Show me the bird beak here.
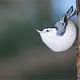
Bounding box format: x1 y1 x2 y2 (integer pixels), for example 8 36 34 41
36 29 41 33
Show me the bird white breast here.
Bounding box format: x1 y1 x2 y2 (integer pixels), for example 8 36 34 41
40 20 76 52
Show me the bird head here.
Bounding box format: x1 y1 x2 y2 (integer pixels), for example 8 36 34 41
36 28 56 35
36 27 58 44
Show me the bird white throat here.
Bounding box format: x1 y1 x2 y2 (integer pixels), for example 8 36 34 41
36 20 76 52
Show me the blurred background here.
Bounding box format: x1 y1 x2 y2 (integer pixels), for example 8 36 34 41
0 0 77 79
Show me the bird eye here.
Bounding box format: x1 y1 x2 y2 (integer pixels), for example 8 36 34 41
46 30 49 32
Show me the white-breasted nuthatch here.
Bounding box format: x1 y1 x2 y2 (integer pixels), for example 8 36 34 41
36 6 77 52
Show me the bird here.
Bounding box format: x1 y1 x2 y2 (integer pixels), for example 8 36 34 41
36 6 77 52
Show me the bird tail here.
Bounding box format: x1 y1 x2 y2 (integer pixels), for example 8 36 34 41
65 6 77 19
